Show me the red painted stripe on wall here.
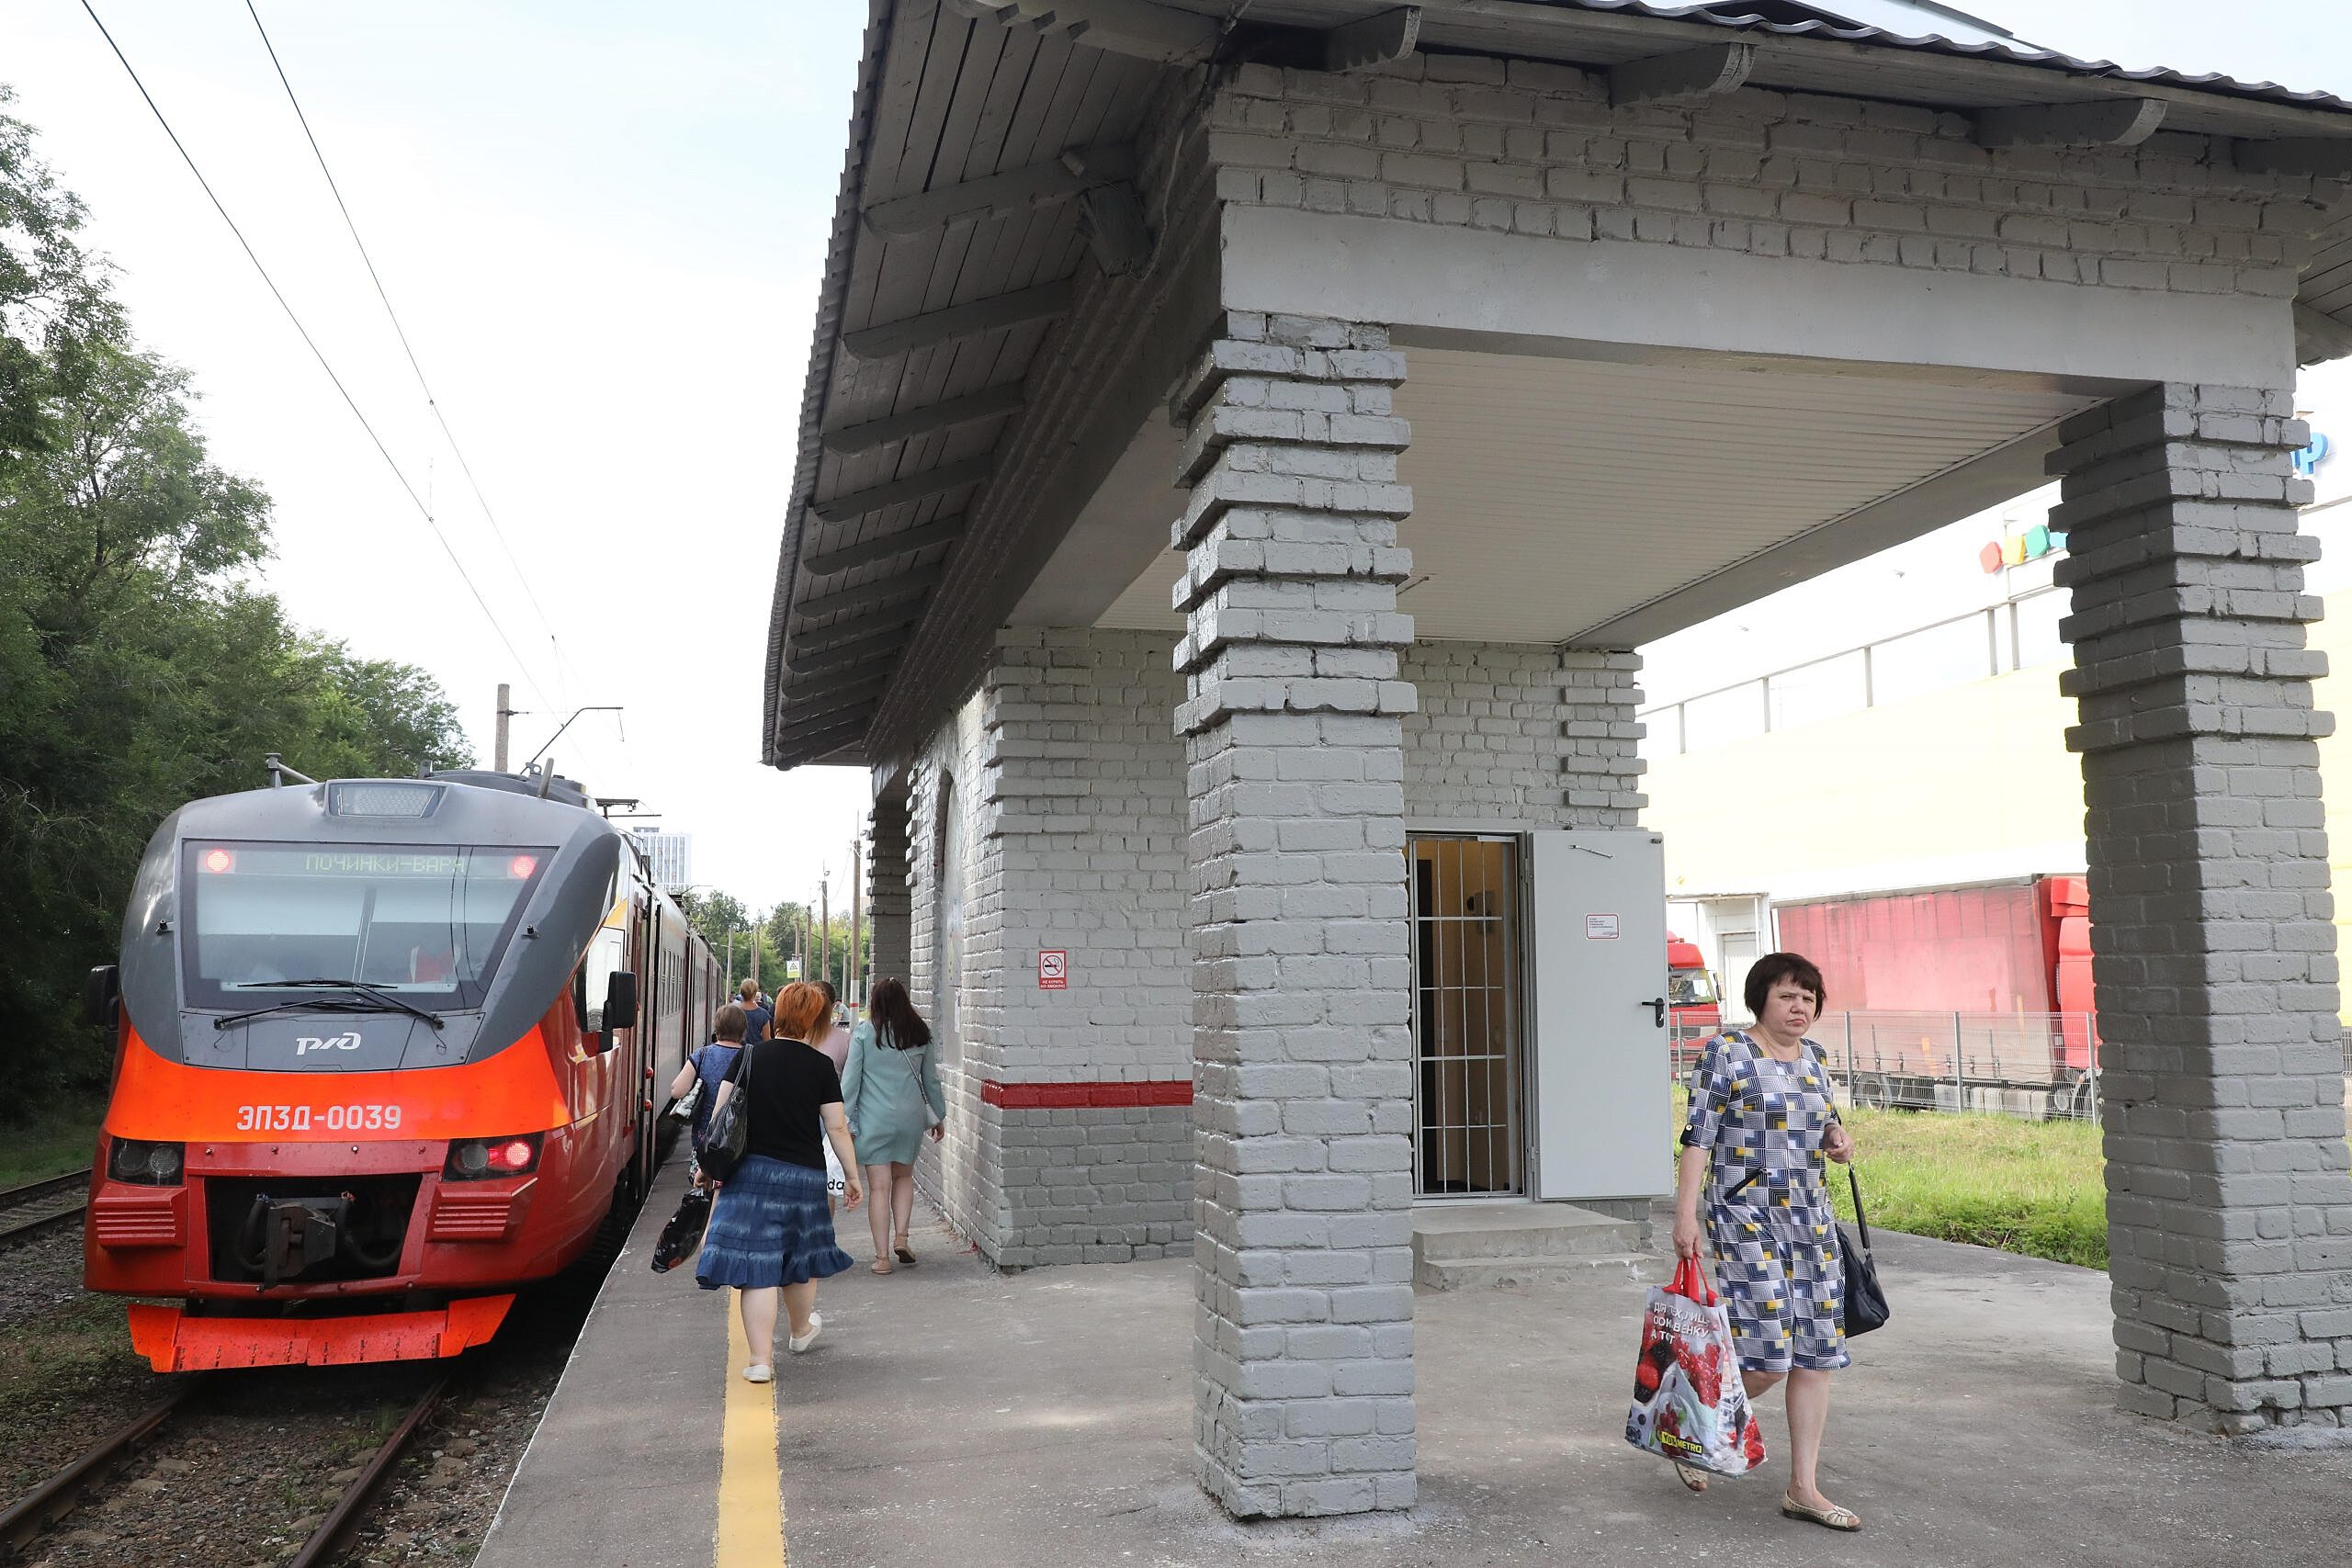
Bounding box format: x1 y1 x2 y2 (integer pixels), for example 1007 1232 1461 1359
979 1079 1193 1110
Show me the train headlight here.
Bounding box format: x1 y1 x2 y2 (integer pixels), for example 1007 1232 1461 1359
107 1138 185 1186
443 1132 543 1180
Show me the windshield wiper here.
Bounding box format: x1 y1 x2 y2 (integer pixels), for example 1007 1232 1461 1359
215 979 445 1031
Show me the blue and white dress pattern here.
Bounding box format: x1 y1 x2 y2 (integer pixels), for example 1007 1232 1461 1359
1680 1031 1850 1373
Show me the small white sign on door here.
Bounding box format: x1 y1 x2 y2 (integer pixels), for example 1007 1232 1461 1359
1585 914 1621 941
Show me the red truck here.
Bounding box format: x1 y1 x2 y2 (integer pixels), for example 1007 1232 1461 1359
1773 874 2098 1077
1667 934 1721 1032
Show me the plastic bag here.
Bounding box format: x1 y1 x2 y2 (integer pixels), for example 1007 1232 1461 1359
1624 1257 1766 1475
650 1187 713 1274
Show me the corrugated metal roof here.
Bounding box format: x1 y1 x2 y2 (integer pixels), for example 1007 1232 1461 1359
1533 0 2352 112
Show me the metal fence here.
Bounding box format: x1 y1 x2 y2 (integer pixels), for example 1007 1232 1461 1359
1671 1010 2104 1123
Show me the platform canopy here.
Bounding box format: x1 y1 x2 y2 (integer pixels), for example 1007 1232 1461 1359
763 0 2352 770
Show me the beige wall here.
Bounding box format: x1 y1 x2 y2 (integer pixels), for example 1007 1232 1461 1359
1643 588 2352 1015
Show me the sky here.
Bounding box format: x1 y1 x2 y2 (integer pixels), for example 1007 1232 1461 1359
5 2 2352 913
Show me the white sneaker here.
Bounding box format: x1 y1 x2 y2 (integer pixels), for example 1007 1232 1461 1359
787 1314 823 1354
742 1362 773 1383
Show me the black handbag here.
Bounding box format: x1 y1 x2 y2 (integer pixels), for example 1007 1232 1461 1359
1839 1164 1890 1337
698 1042 754 1184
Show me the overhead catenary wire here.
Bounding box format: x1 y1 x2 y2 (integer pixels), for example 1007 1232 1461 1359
78 0 559 721
239 0 580 708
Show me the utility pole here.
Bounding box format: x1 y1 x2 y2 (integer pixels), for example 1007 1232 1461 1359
750 908 762 992
493 682 513 772
820 875 831 998
850 833 865 1006
723 923 735 987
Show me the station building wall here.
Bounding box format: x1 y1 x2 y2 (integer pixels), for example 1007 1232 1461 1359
895 627 1645 1268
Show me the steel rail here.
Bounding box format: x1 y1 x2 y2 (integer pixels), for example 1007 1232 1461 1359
288 1375 449 1568
0 1385 191 1553
0 1168 92 1210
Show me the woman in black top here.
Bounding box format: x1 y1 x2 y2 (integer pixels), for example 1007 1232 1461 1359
695 982 863 1381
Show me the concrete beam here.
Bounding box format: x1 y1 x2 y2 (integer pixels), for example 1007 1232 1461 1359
804 514 967 579
808 456 991 525
950 0 1220 65
789 564 945 626
784 649 898 697
1974 97 2165 149
1324 6 1420 73
777 700 877 742
2237 136 2352 177
2294 301 2352 367
840 279 1075 361
822 385 1025 456
862 143 1136 238
1608 42 1753 108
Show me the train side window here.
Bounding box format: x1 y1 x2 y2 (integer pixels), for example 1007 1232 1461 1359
581 926 626 1035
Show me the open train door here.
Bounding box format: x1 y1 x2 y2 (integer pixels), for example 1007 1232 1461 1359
1527 829 1672 1202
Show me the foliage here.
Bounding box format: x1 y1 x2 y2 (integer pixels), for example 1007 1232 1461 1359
0 95 470 1113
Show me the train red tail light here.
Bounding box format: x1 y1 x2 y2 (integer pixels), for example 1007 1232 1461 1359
201 848 234 874
443 1133 544 1180
506 854 537 879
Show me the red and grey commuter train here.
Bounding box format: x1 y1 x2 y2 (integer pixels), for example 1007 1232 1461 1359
82 766 719 1372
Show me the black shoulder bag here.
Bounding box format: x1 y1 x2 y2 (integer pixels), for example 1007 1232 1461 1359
699 1042 755 1183
1839 1164 1891 1337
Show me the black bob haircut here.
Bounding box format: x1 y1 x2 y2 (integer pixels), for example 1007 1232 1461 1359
1744 952 1826 1018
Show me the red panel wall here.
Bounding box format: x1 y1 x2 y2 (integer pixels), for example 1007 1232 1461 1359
1775 881 2057 1015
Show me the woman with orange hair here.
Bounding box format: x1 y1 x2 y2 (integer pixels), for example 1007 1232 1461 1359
696 981 864 1380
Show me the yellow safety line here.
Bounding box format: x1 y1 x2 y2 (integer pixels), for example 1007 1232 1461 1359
718 1290 787 1567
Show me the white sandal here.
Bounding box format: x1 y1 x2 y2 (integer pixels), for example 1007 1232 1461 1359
742 1362 773 1383
788 1314 823 1354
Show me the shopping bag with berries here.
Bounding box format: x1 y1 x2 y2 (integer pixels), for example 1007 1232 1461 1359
1623 1257 1766 1475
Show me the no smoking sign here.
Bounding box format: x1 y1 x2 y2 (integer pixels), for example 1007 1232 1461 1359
1037 950 1069 990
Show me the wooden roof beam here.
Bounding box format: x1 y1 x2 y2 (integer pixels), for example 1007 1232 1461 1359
774 714 872 759
840 279 1075 361
1974 97 2166 149
951 0 1221 65
2294 302 2352 367
2239 137 2352 178
808 456 990 525
821 385 1025 457
789 566 944 627
863 144 1136 239
804 514 967 579
783 675 892 725
784 645 899 694
1326 6 1420 73
788 615 923 669
1609 42 1754 108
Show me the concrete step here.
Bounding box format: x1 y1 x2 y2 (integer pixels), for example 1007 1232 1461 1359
1410 1201 1663 1292
1415 1252 1667 1291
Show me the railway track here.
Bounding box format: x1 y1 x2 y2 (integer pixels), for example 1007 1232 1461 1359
0 1168 90 1247
0 1373 448 1565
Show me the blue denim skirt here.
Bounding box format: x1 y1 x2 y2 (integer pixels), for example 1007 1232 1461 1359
695 1155 854 1290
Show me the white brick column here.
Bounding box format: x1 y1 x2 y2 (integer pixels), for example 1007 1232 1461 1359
1175 312 1419 1517
2053 382 2352 1433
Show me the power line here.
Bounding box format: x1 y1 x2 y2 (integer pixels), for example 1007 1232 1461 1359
76 0 560 723
240 0 578 703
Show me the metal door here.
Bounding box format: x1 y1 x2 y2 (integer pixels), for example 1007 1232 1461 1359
1408 836 1523 1197
1529 830 1672 1201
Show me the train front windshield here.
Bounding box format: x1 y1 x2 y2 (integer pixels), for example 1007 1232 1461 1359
181 843 552 1010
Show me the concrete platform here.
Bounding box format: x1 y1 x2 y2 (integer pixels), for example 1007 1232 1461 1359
474 1155 2352 1567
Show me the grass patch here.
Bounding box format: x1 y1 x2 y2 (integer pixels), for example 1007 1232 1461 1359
1827 1106 2108 1269
1671 1089 2109 1269
0 1100 103 1189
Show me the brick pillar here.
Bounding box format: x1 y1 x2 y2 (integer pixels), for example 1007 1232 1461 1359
866 788 911 987
2053 381 2352 1433
1175 312 1419 1517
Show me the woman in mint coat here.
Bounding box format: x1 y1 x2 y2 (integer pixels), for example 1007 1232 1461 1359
841 976 944 1274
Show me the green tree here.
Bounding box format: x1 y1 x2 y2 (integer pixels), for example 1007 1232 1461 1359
0 94 470 1108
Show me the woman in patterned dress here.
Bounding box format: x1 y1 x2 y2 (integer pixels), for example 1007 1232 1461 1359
1670 952 1861 1531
